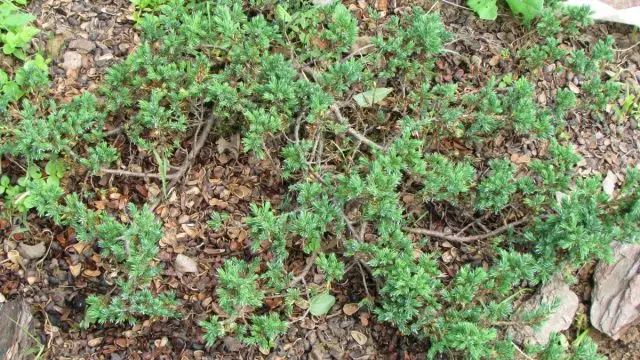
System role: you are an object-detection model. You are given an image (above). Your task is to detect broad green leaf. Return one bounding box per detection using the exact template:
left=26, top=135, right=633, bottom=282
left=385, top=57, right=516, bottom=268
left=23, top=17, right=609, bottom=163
left=505, top=0, right=544, bottom=22
left=353, top=87, right=393, bottom=107
left=2, top=13, right=34, bottom=28
left=309, top=292, right=336, bottom=316
left=468, top=0, right=497, bottom=21
left=16, top=26, right=39, bottom=42
left=45, top=159, right=65, bottom=178
left=27, top=166, right=41, bottom=179
left=275, top=5, right=292, bottom=23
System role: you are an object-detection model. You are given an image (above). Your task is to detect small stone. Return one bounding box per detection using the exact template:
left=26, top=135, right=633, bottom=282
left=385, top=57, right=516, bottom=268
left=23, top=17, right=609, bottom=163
left=95, top=53, right=114, bottom=67
left=175, top=254, right=197, bottom=273
left=61, top=51, right=82, bottom=72
left=68, top=39, right=96, bottom=53
left=17, top=242, right=46, bottom=260
left=223, top=336, right=242, bottom=352
left=602, top=171, right=617, bottom=197
left=509, top=274, right=579, bottom=346
left=88, top=337, right=103, bottom=347
left=470, top=55, right=482, bottom=68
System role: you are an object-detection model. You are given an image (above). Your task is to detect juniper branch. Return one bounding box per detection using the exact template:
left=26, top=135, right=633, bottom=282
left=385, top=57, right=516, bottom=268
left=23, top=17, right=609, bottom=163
left=403, top=216, right=531, bottom=243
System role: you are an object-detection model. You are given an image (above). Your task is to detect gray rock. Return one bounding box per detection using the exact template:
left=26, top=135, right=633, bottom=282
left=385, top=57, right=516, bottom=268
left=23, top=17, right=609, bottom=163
left=68, top=38, right=96, bottom=53
left=17, top=242, right=46, bottom=260
left=591, top=242, right=640, bottom=340
left=510, top=274, right=579, bottom=346
left=0, top=299, right=34, bottom=360
left=312, top=0, right=333, bottom=6
left=95, top=53, right=114, bottom=67
left=175, top=254, right=198, bottom=273
left=61, top=51, right=83, bottom=72
left=223, top=336, right=242, bottom=352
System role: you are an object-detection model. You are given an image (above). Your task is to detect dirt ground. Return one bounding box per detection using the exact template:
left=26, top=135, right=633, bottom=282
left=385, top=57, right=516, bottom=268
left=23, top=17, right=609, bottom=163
left=1, top=0, right=639, bottom=359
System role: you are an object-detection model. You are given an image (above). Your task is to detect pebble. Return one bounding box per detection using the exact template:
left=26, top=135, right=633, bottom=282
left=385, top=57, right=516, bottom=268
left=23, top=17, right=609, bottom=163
left=69, top=38, right=96, bottom=53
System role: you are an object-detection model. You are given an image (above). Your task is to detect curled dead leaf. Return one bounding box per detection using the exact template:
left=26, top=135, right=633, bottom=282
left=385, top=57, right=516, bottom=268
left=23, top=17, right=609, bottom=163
left=181, top=223, right=200, bottom=238
left=88, top=337, right=103, bottom=347
left=350, top=330, right=368, bottom=345
left=18, top=242, right=46, bottom=260
left=7, top=250, right=21, bottom=265
left=343, top=303, right=360, bottom=316
left=83, top=269, right=102, bottom=277
left=69, top=263, right=82, bottom=277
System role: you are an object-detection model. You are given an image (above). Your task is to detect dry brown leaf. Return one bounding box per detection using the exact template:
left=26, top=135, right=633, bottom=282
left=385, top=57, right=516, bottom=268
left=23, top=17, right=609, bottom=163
left=568, top=82, right=581, bottom=94
left=351, top=330, right=368, bottom=345
left=343, top=303, right=360, bottom=316
left=88, top=337, right=103, bottom=347
left=359, top=313, right=370, bottom=327
left=510, top=153, right=531, bottom=165
left=375, top=0, right=388, bottom=12
left=231, top=185, right=252, bottom=199
left=69, top=263, right=82, bottom=277
left=7, top=249, right=21, bottom=265
left=83, top=269, right=102, bottom=277
left=181, top=223, right=199, bottom=238
left=299, top=317, right=316, bottom=330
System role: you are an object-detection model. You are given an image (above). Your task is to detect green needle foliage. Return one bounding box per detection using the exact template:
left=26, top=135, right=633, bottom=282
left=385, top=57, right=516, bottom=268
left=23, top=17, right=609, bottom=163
left=1, top=0, right=635, bottom=357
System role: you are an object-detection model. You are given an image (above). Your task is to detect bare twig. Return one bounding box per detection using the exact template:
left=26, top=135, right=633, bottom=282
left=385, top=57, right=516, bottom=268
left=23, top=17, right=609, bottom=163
left=168, top=112, right=217, bottom=187
left=290, top=250, right=319, bottom=287
left=104, top=126, right=123, bottom=136
left=440, top=0, right=472, bottom=11
left=616, top=41, right=640, bottom=53
left=342, top=44, right=375, bottom=62
left=403, top=216, right=531, bottom=244
left=99, top=113, right=217, bottom=184
left=99, top=168, right=165, bottom=179
left=356, top=260, right=371, bottom=298
left=330, top=105, right=385, bottom=152
left=512, top=342, right=535, bottom=360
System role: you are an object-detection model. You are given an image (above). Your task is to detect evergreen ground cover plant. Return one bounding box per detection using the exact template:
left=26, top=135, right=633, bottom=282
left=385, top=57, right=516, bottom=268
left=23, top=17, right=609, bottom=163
left=0, top=0, right=638, bottom=358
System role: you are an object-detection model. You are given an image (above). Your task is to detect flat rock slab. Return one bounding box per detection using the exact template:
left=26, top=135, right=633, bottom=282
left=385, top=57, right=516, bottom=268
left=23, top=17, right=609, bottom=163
left=566, top=0, right=640, bottom=26
left=510, top=274, right=579, bottom=346
left=591, top=242, right=640, bottom=340
left=0, top=299, right=34, bottom=360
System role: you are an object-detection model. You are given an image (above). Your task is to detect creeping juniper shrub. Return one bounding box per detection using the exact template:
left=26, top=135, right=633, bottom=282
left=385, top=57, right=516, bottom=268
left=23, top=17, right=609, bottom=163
left=1, top=0, right=636, bottom=357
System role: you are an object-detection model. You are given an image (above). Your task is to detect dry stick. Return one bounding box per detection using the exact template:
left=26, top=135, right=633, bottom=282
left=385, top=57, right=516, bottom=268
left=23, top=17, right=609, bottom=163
left=616, top=41, right=640, bottom=53
left=330, top=105, right=385, bottom=152
left=289, top=250, right=319, bottom=287
left=104, top=126, right=123, bottom=136
left=403, top=216, right=531, bottom=244
left=440, top=0, right=472, bottom=11
left=99, top=114, right=217, bottom=182
left=342, top=44, right=375, bottom=62
left=168, top=113, right=217, bottom=188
